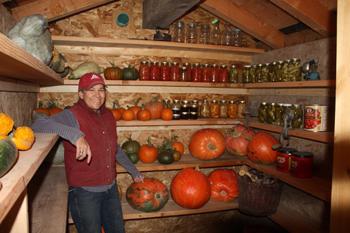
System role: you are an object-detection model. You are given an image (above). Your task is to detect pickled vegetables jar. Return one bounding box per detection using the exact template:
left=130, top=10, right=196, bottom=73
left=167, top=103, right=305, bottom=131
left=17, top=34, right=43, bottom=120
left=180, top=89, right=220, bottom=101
left=210, top=99, right=220, bottom=118
left=227, top=100, right=238, bottom=119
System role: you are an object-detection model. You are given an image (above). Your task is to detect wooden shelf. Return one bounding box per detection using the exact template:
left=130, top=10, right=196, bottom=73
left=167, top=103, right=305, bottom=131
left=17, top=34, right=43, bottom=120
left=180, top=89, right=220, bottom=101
left=248, top=120, right=333, bottom=143
left=245, top=80, right=335, bottom=89
left=117, top=118, right=242, bottom=127
left=0, top=33, right=63, bottom=86
left=52, top=36, right=264, bottom=62
left=118, top=153, right=330, bottom=202
left=0, top=133, right=59, bottom=223
left=121, top=197, right=238, bottom=220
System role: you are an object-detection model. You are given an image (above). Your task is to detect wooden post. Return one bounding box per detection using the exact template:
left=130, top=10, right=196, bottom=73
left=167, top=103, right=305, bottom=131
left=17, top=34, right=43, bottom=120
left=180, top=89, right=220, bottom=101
left=331, top=0, right=350, bottom=232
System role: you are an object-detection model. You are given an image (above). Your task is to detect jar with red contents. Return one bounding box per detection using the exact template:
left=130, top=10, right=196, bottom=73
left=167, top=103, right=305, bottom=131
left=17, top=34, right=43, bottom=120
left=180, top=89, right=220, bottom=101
left=218, top=64, right=229, bottom=83
left=170, top=62, right=180, bottom=81
left=210, top=64, right=220, bottom=83
left=191, top=63, right=202, bottom=82
left=150, top=61, right=160, bottom=80
left=160, top=61, right=171, bottom=81
left=202, top=64, right=211, bottom=82
left=139, top=61, right=150, bottom=80
left=290, top=151, right=313, bottom=178
left=276, top=147, right=297, bottom=173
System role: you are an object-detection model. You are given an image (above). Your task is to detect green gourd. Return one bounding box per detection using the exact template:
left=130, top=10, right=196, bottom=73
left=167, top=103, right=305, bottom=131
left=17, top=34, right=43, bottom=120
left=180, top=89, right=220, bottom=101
left=0, top=138, right=18, bottom=178
left=122, top=66, right=139, bottom=80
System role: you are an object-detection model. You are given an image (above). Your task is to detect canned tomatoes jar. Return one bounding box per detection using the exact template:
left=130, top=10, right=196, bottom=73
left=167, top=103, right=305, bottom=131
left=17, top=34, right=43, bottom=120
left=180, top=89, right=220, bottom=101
left=304, top=105, right=328, bottom=132
left=290, top=151, right=313, bottom=178
left=276, top=148, right=297, bottom=173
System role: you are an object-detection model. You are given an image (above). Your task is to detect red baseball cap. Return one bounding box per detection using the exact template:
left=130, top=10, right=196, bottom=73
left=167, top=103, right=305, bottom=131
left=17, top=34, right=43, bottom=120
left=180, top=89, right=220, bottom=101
left=78, top=73, right=105, bottom=90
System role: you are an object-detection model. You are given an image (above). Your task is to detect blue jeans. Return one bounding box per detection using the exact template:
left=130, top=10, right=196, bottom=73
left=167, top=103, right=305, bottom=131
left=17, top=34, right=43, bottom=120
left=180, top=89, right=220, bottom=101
left=68, top=184, right=125, bottom=233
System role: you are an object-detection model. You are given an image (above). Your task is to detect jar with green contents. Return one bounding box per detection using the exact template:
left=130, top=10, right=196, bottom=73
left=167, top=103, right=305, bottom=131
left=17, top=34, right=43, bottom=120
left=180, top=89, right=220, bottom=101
left=258, top=102, right=268, bottom=123
left=250, top=65, right=257, bottom=83
left=261, top=63, right=269, bottom=82
left=266, top=102, right=276, bottom=124
left=229, top=64, right=238, bottom=83
left=275, top=103, right=284, bottom=126
left=276, top=61, right=284, bottom=82
left=290, top=58, right=302, bottom=81
left=242, top=65, right=251, bottom=83
left=281, top=60, right=289, bottom=82
left=270, top=62, right=277, bottom=82
left=291, top=104, right=303, bottom=128
left=219, top=100, right=228, bottom=118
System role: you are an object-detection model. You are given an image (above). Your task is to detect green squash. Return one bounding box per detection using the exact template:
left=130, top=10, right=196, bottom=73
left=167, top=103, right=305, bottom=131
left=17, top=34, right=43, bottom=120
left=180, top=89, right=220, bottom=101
left=0, top=138, right=18, bottom=178
left=157, top=150, right=174, bottom=164
left=127, top=152, right=139, bottom=164
left=122, top=138, right=140, bottom=155
left=122, top=66, right=139, bottom=80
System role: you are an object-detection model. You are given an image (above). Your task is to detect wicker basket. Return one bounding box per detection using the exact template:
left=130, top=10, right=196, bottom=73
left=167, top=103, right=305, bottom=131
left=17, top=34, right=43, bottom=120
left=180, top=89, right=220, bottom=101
left=238, top=175, right=282, bottom=216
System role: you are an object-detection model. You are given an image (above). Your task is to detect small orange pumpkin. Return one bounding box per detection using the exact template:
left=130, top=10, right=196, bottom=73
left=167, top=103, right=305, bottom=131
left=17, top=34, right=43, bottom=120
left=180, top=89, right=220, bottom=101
left=161, top=108, right=173, bottom=121
left=137, top=109, right=152, bottom=121
left=122, top=109, right=135, bottom=121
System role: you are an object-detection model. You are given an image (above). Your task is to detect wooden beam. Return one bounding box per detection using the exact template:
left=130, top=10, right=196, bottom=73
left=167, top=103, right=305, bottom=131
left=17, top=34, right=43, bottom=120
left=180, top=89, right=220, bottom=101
left=11, top=0, right=115, bottom=22
left=330, top=0, right=350, bottom=232
left=270, top=0, right=335, bottom=36
left=201, top=0, right=285, bottom=49
left=142, top=0, right=200, bottom=29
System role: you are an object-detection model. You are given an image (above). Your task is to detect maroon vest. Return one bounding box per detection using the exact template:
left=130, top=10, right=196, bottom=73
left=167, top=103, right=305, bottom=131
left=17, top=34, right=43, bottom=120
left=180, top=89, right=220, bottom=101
left=63, top=100, right=117, bottom=187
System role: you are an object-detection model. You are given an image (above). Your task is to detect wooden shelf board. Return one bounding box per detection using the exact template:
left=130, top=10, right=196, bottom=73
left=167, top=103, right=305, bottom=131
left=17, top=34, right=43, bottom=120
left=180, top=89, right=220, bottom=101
left=52, top=36, right=264, bottom=55
left=64, top=79, right=244, bottom=88
left=0, top=33, right=63, bottom=86
left=122, top=198, right=238, bottom=220
left=118, top=153, right=330, bottom=202
left=0, top=133, right=59, bottom=223
left=245, top=80, right=335, bottom=89
left=117, top=119, right=242, bottom=127
left=248, top=120, right=333, bottom=143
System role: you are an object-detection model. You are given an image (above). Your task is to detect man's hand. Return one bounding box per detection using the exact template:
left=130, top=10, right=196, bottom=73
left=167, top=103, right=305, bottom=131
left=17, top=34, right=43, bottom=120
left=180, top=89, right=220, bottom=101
left=75, top=136, right=92, bottom=164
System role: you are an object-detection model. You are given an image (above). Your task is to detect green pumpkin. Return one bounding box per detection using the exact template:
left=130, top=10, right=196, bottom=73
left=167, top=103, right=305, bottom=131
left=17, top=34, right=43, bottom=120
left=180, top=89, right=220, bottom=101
left=0, top=138, right=18, bottom=178
left=127, top=152, right=139, bottom=164
left=121, top=138, right=140, bottom=155
left=126, top=178, right=169, bottom=212
left=157, top=150, right=174, bottom=164
left=122, top=66, right=139, bottom=80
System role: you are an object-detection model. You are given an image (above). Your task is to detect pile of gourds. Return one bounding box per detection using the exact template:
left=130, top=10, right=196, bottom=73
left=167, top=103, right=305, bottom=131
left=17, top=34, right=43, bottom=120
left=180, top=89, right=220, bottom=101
left=0, top=113, right=35, bottom=177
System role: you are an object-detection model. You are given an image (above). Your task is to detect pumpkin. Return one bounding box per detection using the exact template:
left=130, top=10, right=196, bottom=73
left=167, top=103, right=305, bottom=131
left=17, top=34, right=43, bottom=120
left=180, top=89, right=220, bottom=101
left=171, top=168, right=211, bottom=209
left=128, top=98, right=142, bottom=118
left=157, top=150, right=174, bottom=164
left=247, top=132, right=279, bottom=164
left=122, top=109, right=135, bottom=121
left=122, top=65, right=139, bottom=80
left=139, top=139, right=158, bottom=163
left=111, top=101, right=124, bottom=121
left=137, top=109, right=152, bottom=121
left=225, top=124, right=255, bottom=156
left=160, top=108, right=173, bottom=121
left=208, top=169, right=239, bottom=202
left=0, top=113, right=14, bottom=136
left=145, top=97, right=164, bottom=119
left=11, top=126, right=35, bottom=151
left=172, top=141, right=185, bottom=156
left=121, top=138, right=140, bottom=155
left=189, top=128, right=225, bottom=160
left=0, top=138, right=18, bottom=178
left=104, top=62, right=122, bottom=80
left=126, top=177, right=169, bottom=212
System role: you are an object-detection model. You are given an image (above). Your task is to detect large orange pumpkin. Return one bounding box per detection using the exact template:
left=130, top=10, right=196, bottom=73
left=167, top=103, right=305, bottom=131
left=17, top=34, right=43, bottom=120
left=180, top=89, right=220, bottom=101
left=171, top=168, right=211, bottom=209
left=247, top=132, right=279, bottom=164
left=189, top=128, right=225, bottom=160
left=208, top=169, right=239, bottom=202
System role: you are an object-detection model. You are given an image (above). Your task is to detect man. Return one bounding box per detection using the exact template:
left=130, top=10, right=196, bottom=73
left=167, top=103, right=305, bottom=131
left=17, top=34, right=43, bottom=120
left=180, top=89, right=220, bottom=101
left=32, top=72, right=143, bottom=233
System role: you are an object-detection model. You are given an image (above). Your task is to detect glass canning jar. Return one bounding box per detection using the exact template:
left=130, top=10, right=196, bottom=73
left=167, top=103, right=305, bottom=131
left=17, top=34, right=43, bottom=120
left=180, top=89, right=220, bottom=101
left=210, top=100, right=220, bottom=118
left=227, top=100, right=238, bottom=119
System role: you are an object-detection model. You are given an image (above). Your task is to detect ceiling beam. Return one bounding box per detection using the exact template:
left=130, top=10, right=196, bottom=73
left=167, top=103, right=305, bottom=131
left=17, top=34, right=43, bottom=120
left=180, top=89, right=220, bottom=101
left=11, top=0, right=115, bottom=22
left=142, top=0, right=200, bottom=29
left=201, top=0, right=285, bottom=49
left=270, top=0, right=335, bottom=36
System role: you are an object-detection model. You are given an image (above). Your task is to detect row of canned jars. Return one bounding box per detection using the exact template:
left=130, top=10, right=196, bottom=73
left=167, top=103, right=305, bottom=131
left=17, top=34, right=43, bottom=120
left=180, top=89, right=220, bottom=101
left=170, top=98, right=246, bottom=120
left=257, top=102, right=304, bottom=129
left=241, top=58, right=302, bottom=83
left=139, top=61, right=239, bottom=83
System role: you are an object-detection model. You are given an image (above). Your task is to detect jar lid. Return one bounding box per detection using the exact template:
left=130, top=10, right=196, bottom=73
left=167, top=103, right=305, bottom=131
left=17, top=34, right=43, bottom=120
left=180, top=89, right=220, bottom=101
left=116, top=13, right=129, bottom=27
left=277, top=147, right=297, bottom=154
left=292, top=151, right=313, bottom=158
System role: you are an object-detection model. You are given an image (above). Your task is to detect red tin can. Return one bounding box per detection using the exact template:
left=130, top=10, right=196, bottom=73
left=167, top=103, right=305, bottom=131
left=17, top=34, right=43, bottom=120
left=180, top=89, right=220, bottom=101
left=276, top=147, right=297, bottom=173
left=290, top=151, right=313, bottom=178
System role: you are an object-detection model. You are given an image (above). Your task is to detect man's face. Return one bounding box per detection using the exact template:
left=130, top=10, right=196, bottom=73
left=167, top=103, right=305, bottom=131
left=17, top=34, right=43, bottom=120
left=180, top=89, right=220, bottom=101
left=78, top=84, right=106, bottom=111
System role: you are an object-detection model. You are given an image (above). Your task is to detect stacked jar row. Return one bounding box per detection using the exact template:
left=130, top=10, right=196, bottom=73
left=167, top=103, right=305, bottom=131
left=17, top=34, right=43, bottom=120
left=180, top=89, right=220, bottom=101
left=171, top=99, right=246, bottom=120
left=139, top=61, right=238, bottom=83
left=257, top=102, right=304, bottom=129
left=242, top=58, right=302, bottom=83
